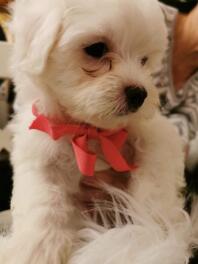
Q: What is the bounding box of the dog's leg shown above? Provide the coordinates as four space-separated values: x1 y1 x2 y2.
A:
128 113 185 216
8 168 76 264
0 110 80 264
124 114 191 263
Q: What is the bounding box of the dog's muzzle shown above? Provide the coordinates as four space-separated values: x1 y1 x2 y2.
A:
124 86 148 112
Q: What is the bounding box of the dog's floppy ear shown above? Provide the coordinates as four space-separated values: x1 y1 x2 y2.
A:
11 0 63 75
21 10 62 75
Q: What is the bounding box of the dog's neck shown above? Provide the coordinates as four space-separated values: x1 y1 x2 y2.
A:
30 102 137 176
35 97 79 125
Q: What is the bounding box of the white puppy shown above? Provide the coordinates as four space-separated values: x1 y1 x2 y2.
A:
0 0 191 263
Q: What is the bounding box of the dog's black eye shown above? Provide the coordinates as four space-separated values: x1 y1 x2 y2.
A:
84 42 108 59
141 56 148 66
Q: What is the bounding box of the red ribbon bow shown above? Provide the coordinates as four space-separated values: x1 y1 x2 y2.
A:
29 106 137 176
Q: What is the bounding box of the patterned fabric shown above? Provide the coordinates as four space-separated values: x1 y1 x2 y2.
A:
0 11 13 130
155 4 198 145
0 12 13 212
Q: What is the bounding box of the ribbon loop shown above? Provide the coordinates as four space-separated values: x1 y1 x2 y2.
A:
72 135 97 177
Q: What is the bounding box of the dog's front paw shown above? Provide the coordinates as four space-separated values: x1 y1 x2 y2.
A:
0 229 73 264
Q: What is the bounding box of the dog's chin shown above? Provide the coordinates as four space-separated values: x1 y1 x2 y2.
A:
87 116 129 130
65 106 157 130
64 111 128 130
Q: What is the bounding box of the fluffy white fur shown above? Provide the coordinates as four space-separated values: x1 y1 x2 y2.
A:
0 0 195 263
69 187 192 264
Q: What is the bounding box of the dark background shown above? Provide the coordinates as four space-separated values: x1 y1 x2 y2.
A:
159 0 197 13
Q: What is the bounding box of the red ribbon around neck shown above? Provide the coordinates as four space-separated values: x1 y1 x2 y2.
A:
29 105 137 176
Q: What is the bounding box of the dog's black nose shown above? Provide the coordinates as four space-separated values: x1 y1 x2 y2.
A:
125 86 147 111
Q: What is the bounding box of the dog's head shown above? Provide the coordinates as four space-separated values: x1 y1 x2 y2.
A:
12 0 167 129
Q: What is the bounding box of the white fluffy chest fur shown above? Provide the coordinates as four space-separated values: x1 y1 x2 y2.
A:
11 104 185 223
0 101 186 264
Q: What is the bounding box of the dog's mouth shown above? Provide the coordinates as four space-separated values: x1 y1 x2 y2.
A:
115 106 139 117
59 86 150 129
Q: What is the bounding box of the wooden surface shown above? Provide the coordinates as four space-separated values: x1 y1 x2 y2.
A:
0 0 10 5
0 0 12 8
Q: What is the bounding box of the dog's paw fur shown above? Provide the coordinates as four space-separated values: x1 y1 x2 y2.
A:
0 228 73 264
